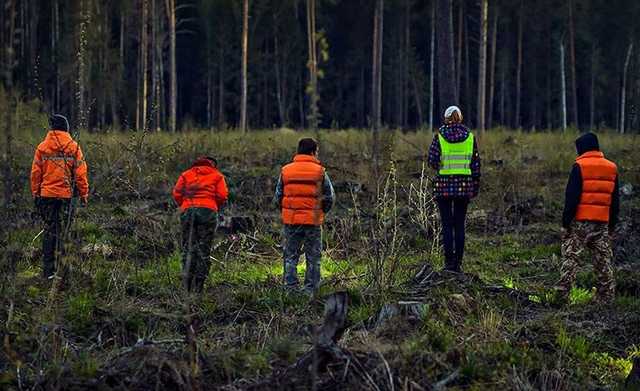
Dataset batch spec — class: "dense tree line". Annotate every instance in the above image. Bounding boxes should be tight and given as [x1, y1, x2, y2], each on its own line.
[1, 0, 640, 132]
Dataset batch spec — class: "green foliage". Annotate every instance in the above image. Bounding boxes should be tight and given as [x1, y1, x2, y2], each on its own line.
[569, 287, 595, 306]
[66, 292, 96, 332]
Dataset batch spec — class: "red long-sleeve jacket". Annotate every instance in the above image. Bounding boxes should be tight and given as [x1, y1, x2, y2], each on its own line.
[172, 158, 228, 212]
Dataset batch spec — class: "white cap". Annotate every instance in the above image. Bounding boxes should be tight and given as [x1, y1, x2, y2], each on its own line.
[444, 106, 462, 119]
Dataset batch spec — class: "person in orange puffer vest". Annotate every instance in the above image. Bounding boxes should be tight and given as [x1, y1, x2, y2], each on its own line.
[31, 114, 89, 278]
[275, 138, 335, 294]
[556, 132, 620, 303]
[173, 156, 228, 293]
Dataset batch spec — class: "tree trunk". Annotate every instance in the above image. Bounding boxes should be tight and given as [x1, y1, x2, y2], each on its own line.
[560, 40, 567, 131]
[436, 0, 456, 112]
[428, 0, 435, 130]
[165, 0, 177, 132]
[273, 14, 286, 127]
[77, 0, 89, 130]
[590, 46, 597, 131]
[240, 0, 249, 132]
[218, 46, 225, 127]
[403, 0, 410, 128]
[477, 0, 488, 133]
[568, 0, 579, 127]
[514, 0, 523, 129]
[372, 0, 384, 131]
[306, 0, 320, 131]
[455, 2, 463, 103]
[487, 5, 498, 130]
[620, 42, 633, 134]
[138, 0, 149, 131]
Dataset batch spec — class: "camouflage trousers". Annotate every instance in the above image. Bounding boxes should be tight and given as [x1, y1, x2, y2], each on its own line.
[283, 225, 322, 292]
[557, 221, 615, 301]
[180, 207, 217, 293]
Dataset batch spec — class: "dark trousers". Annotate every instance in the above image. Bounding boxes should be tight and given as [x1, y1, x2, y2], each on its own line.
[436, 197, 469, 272]
[180, 207, 217, 293]
[38, 198, 72, 278]
[283, 225, 322, 292]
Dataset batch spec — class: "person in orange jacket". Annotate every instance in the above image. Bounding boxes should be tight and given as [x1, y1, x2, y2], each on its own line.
[275, 138, 334, 294]
[31, 114, 89, 278]
[556, 132, 619, 303]
[173, 156, 228, 293]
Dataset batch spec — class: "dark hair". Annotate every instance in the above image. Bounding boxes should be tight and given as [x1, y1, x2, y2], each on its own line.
[205, 156, 218, 166]
[298, 137, 318, 155]
[297, 138, 318, 155]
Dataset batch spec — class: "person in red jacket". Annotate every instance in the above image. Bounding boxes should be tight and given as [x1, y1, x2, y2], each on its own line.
[173, 156, 228, 293]
[31, 114, 89, 278]
[556, 133, 619, 303]
[275, 138, 334, 294]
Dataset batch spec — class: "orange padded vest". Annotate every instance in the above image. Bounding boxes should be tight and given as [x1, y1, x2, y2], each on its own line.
[281, 154, 325, 226]
[575, 151, 617, 223]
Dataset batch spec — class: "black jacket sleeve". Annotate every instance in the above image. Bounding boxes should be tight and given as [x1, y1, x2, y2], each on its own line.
[609, 175, 620, 230]
[562, 164, 582, 228]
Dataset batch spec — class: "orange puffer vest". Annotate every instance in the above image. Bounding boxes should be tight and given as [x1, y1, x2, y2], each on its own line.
[575, 151, 617, 223]
[281, 154, 325, 226]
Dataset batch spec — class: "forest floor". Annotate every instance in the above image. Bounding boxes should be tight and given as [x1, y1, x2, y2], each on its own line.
[1, 128, 640, 390]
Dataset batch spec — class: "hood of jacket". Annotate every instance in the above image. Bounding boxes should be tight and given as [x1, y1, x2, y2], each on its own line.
[191, 156, 216, 169]
[438, 123, 471, 143]
[575, 132, 600, 155]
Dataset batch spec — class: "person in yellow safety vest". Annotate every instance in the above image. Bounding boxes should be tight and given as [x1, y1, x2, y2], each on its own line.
[427, 106, 481, 272]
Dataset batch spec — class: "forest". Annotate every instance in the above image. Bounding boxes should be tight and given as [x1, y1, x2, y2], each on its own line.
[1, 0, 640, 390]
[2, 0, 640, 132]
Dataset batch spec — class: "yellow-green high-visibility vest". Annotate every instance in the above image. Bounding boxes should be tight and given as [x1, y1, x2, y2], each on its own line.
[438, 133, 474, 175]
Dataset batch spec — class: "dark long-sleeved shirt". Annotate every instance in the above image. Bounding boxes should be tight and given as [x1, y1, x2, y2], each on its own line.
[562, 163, 620, 230]
[274, 172, 335, 213]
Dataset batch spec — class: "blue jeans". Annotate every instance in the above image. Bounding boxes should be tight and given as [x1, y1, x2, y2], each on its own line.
[283, 225, 322, 291]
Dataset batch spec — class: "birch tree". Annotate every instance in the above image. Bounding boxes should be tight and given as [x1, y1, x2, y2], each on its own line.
[620, 42, 633, 134]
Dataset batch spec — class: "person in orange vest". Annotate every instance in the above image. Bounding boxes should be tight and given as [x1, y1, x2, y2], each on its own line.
[31, 114, 89, 278]
[556, 132, 619, 303]
[275, 138, 334, 294]
[173, 156, 228, 293]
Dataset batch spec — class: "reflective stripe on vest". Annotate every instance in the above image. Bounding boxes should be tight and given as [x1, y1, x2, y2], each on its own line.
[438, 133, 474, 175]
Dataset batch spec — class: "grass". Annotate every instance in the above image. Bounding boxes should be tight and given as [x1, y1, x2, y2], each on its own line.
[1, 127, 639, 389]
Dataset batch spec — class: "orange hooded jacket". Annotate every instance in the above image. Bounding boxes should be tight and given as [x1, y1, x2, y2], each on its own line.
[172, 157, 229, 212]
[31, 130, 89, 199]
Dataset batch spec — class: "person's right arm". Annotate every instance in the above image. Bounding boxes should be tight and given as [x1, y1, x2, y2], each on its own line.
[274, 174, 284, 208]
[609, 175, 620, 232]
[74, 145, 89, 203]
[31, 148, 43, 197]
[470, 137, 481, 179]
[172, 174, 185, 207]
